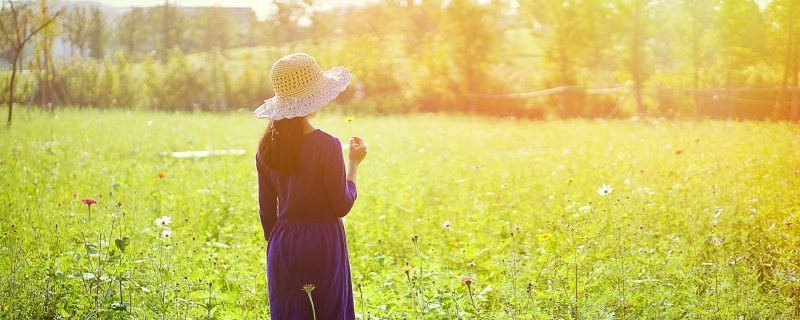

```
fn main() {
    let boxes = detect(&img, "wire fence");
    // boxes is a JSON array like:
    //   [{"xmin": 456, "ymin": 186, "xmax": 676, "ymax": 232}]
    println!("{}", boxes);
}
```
[{"xmin": 468, "ymin": 86, "xmax": 800, "ymax": 121}]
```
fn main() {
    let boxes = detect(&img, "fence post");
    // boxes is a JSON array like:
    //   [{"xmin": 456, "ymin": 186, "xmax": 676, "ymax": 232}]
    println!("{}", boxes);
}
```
[{"xmin": 791, "ymin": 87, "xmax": 799, "ymax": 122}]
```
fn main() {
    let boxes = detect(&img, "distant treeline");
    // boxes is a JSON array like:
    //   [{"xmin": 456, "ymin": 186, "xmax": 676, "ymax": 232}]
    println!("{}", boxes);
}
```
[{"xmin": 1, "ymin": 0, "xmax": 799, "ymax": 122}]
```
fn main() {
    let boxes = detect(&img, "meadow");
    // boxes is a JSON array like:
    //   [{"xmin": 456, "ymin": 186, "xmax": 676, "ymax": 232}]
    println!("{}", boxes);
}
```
[{"xmin": 1, "ymin": 108, "xmax": 799, "ymax": 319}]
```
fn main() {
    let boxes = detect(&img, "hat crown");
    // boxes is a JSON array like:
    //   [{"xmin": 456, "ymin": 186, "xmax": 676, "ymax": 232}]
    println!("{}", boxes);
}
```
[{"xmin": 270, "ymin": 53, "xmax": 325, "ymax": 96}]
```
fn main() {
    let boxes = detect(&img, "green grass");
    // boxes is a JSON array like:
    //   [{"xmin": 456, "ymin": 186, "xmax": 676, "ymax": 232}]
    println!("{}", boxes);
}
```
[{"xmin": 1, "ymin": 108, "xmax": 799, "ymax": 319}]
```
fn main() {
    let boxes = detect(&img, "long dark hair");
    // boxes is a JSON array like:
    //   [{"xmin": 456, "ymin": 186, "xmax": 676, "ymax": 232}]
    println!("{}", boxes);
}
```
[{"xmin": 258, "ymin": 117, "xmax": 304, "ymax": 173}]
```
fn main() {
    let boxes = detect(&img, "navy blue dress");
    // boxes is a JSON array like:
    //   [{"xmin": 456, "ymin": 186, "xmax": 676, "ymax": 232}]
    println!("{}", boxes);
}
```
[{"xmin": 256, "ymin": 129, "xmax": 357, "ymax": 320}]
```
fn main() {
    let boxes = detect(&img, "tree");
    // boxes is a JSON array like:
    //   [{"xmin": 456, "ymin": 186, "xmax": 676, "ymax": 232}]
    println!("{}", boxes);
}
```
[
  {"xmin": 520, "ymin": 0, "xmax": 607, "ymax": 117},
  {"xmin": 613, "ymin": 0, "xmax": 658, "ymax": 116},
  {"xmin": 88, "ymin": 6, "xmax": 106, "ymax": 59},
  {"xmin": 152, "ymin": 1, "xmax": 184, "ymax": 59},
  {"xmin": 194, "ymin": 7, "xmax": 235, "ymax": 52},
  {"xmin": 32, "ymin": 0, "xmax": 63, "ymax": 109},
  {"xmin": 116, "ymin": 7, "xmax": 147, "ymax": 56},
  {"xmin": 521, "ymin": 0, "xmax": 604, "ymax": 88},
  {"xmin": 194, "ymin": 7, "xmax": 236, "ymax": 112},
  {"xmin": 0, "ymin": 0, "xmax": 61, "ymax": 126},
  {"xmin": 63, "ymin": 6, "xmax": 88, "ymax": 58},
  {"xmin": 443, "ymin": 0, "xmax": 501, "ymax": 99},
  {"xmin": 713, "ymin": 0, "xmax": 768, "ymax": 87},
  {"xmin": 678, "ymin": 0, "xmax": 716, "ymax": 118}
]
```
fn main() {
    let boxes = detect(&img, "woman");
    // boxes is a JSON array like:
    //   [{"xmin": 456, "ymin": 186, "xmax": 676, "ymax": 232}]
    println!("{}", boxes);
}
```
[{"xmin": 254, "ymin": 53, "xmax": 367, "ymax": 319}]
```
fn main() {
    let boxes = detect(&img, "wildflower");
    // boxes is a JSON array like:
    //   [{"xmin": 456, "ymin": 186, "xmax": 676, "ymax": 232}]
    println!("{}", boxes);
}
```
[
  {"xmin": 461, "ymin": 277, "xmax": 474, "ymax": 286},
  {"xmin": 345, "ymin": 116, "xmax": 355, "ymax": 136},
  {"xmin": 82, "ymin": 199, "xmax": 97, "ymax": 206},
  {"xmin": 468, "ymin": 262, "xmax": 476, "ymax": 267},
  {"xmin": 161, "ymin": 229, "xmax": 172, "ymax": 238},
  {"xmin": 537, "ymin": 232, "xmax": 552, "ymax": 242},
  {"xmin": 786, "ymin": 222, "xmax": 793, "ymax": 227},
  {"xmin": 442, "ymin": 221, "xmax": 450, "ymax": 228},
  {"xmin": 794, "ymin": 171, "xmax": 798, "ymax": 175},
  {"xmin": 401, "ymin": 266, "xmax": 413, "ymax": 274},
  {"xmin": 154, "ymin": 216, "xmax": 172, "ymax": 227},
  {"xmin": 596, "ymin": 184, "xmax": 614, "ymax": 196},
  {"xmin": 157, "ymin": 172, "xmax": 166, "ymax": 179},
  {"xmin": 302, "ymin": 284, "xmax": 317, "ymax": 320},
  {"xmin": 116, "ymin": 201, "xmax": 122, "ymax": 207},
  {"xmin": 675, "ymin": 150, "xmax": 683, "ymax": 155},
  {"xmin": 72, "ymin": 193, "xmax": 78, "ymax": 198},
  {"xmin": 82, "ymin": 152, "xmax": 89, "ymax": 157},
  {"xmin": 639, "ymin": 169, "xmax": 645, "ymax": 173},
  {"xmin": 410, "ymin": 234, "xmax": 419, "ymax": 242}
]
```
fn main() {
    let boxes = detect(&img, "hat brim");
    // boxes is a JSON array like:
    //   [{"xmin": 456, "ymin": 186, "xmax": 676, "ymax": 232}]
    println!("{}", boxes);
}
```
[{"xmin": 254, "ymin": 66, "xmax": 352, "ymax": 120}]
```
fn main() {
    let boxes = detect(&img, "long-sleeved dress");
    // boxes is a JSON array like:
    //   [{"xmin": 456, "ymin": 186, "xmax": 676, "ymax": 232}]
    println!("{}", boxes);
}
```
[{"xmin": 256, "ymin": 129, "xmax": 357, "ymax": 320}]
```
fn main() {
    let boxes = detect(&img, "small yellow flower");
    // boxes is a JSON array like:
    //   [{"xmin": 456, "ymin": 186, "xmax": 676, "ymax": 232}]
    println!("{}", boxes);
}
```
[
  {"xmin": 345, "ymin": 116, "xmax": 356, "ymax": 122},
  {"xmin": 302, "ymin": 284, "xmax": 315, "ymax": 293},
  {"xmin": 537, "ymin": 232, "xmax": 552, "ymax": 242},
  {"xmin": 401, "ymin": 266, "xmax": 413, "ymax": 274}
]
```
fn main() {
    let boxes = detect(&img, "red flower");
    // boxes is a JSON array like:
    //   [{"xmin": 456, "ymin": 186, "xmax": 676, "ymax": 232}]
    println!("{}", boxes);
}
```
[
  {"xmin": 81, "ymin": 199, "xmax": 97, "ymax": 206},
  {"xmin": 786, "ymin": 222, "xmax": 793, "ymax": 227},
  {"xmin": 675, "ymin": 150, "xmax": 683, "ymax": 155},
  {"xmin": 157, "ymin": 172, "xmax": 166, "ymax": 179}
]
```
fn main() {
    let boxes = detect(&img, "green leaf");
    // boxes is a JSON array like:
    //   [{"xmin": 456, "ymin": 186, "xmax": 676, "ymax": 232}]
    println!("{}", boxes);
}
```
[
  {"xmin": 189, "ymin": 290, "xmax": 211, "ymax": 300},
  {"xmin": 216, "ymin": 291, "xmax": 239, "ymax": 302},
  {"xmin": 85, "ymin": 243, "xmax": 99, "ymax": 255},
  {"xmin": 114, "ymin": 236, "xmax": 130, "ymax": 252},
  {"xmin": 111, "ymin": 301, "xmax": 130, "ymax": 311}
]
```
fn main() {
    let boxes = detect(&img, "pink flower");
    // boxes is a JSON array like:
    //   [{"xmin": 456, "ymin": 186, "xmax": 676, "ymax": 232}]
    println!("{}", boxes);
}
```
[
  {"xmin": 793, "ymin": 171, "xmax": 798, "ymax": 175},
  {"xmin": 81, "ymin": 199, "xmax": 97, "ymax": 206}
]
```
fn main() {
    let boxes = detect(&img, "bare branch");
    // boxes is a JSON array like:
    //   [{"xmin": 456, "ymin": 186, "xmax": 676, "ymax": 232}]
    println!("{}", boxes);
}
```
[{"xmin": 23, "ymin": 9, "xmax": 62, "ymax": 44}]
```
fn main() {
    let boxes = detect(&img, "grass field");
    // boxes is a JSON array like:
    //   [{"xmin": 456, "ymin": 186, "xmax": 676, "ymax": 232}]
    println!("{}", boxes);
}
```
[{"xmin": 1, "ymin": 109, "xmax": 799, "ymax": 319}]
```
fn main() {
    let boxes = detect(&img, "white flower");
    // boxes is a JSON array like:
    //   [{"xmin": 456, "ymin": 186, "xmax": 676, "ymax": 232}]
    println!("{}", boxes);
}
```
[
  {"xmin": 154, "ymin": 216, "xmax": 172, "ymax": 227},
  {"xmin": 596, "ymin": 184, "xmax": 614, "ymax": 196},
  {"xmin": 161, "ymin": 229, "xmax": 172, "ymax": 238},
  {"xmin": 442, "ymin": 221, "xmax": 450, "ymax": 228}
]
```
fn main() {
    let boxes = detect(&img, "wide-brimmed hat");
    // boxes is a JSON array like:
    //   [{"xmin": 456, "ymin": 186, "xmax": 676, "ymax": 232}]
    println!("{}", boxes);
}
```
[{"xmin": 253, "ymin": 53, "xmax": 351, "ymax": 121}]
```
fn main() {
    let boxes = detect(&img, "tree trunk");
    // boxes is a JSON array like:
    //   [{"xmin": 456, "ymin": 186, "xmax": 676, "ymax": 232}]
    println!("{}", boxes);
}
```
[
  {"xmin": 691, "ymin": 0, "xmax": 700, "ymax": 120},
  {"xmin": 632, "ymin": 0, "xmax": 645, "ymax": 117},
  {"xmin": 212, "ymin": 50, "xmax": 227, "ymax": 113},
  {"xmin": 7, "ymin": 49, "xmax": 20, "ymax": 126}
]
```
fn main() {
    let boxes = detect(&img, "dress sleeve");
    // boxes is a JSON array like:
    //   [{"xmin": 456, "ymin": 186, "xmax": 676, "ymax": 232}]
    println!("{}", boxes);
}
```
[
  {"xmin": 322, "ymin": 137, "xmax": 358, "ymax": 218},
  {"xmin": 256, "ymin": 153, "xmax": 278, "ymax": 241}
]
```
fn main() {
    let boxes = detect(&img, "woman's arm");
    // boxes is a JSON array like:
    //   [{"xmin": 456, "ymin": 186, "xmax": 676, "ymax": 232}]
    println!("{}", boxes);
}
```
[
  {"xmin": 256, "ymin": 153, "xmax": 278, "ymax": 241},
  {"xmin": 322, "ymin": 137, "xmax": 365, "ymax": 217}
]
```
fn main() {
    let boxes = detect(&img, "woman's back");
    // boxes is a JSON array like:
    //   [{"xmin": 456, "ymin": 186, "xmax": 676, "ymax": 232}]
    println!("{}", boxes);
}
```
[{"xmin": 259, "ymin": 129, "xmax": 357, "ymax": 223}]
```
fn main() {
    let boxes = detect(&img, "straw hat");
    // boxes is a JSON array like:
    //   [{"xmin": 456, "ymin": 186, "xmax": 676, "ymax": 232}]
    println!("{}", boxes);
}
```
[{"xmin": 253, "ymin": 53, "xmax": 351, "ymax": 120}]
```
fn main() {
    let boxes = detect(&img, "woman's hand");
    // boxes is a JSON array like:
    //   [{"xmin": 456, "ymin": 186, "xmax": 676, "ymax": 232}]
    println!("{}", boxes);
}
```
[{"xmin": 349, "ymin": 137, "xmax": 367, "ymax": 165}]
